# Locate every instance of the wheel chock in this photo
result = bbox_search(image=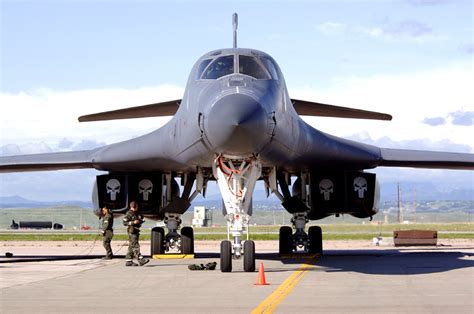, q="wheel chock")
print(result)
[279,253,320,260]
